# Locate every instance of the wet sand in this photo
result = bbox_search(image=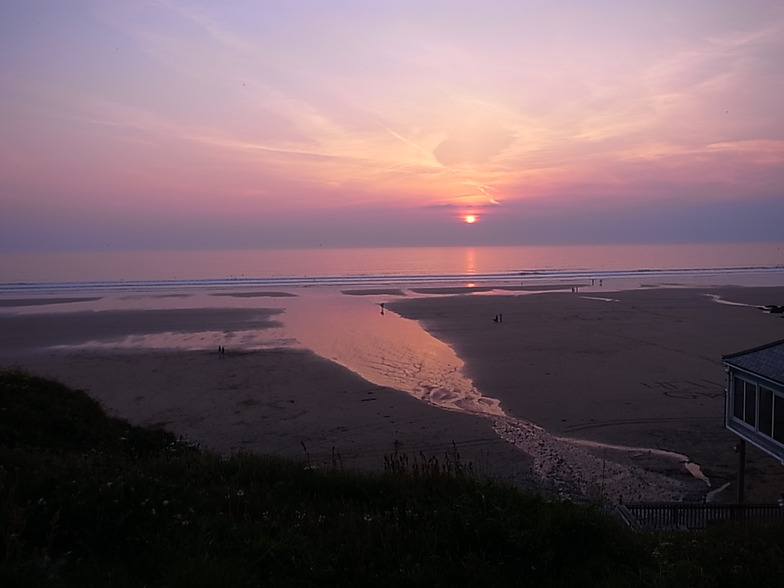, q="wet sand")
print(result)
[6,348,529,484]
[0,295,532,487]
[2,284,783,502]
[388,286,784,501]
